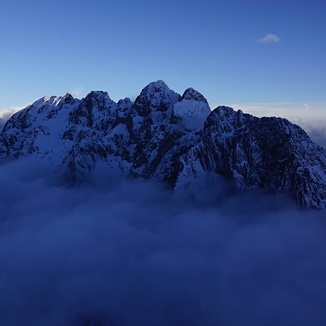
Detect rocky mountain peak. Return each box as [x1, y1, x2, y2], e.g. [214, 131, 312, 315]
[214, 105, 242, 117]
[174, 88, 211, 130]
[117, 98, 133, 111]
[82, 91, 113, 109]
[0, 81, 326, 208]
[144, 79, 169, 91]
[133, 81, 180, 117]
[62, 93, 74, 103]
[181, 87, 208, 103]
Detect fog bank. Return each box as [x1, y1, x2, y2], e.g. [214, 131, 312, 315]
[0, 159, 326, 325]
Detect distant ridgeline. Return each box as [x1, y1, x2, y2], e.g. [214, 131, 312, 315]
[0, 80, 326, 208]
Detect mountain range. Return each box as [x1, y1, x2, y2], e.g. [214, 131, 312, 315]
[1, 80, 326, 208]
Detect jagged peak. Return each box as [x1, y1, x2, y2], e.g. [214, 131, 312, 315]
[143, 80, 170, 91]
[63, 92, 73, 98]
[205, 106, 309, 141]
[173, 88, 211, 130]
[62, 93, 74, 103]
[1, 82, 326, 209]
[117, 97, 133, 110]
[134, 81, 180, 116]
[206, 106, 236, 119]
[204, 106, 246, 130]
[208, 106, 247, 120]
[215, 105, 237, 114]
[138, 80, 179, 98]
[181, 88, 208, 103]
[29, 96, 53, 108]
[15, 95, 62, 115]
[87, 90, 109, 97]
[84, 91, 111, 101]
[80, 91, 114, 111]
[118, 97, 133, 105]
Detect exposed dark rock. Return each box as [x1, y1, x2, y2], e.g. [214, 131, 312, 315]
[0, 83, 325, 208]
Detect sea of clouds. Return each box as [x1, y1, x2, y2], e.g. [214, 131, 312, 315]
[0, 158, 326, 325]
[1, 103, 326, 325]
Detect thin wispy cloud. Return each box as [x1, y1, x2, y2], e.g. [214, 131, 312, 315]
[257, 34, 280, 43]
[71, 86, 85, 98]
[0, 106, 23, 121]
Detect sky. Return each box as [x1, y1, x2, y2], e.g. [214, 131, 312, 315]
[0, 0, 325, 118]
[1, 2, 326, 323]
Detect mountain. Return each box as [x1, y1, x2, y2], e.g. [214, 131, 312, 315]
[1, 80, 326, 208]
[0, 118, 4, 132]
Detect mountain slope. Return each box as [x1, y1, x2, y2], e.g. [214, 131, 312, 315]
[1, 81, 325, 208]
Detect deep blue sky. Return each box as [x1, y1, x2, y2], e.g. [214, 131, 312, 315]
[0, 0, 325, 110]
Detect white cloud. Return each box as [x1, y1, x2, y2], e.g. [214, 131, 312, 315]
[257, 34, 280, 43]
[71, 86, 85, 98]
[0, 106, 22, 121]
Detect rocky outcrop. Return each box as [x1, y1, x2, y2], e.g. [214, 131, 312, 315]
[1, 81, 325, 208]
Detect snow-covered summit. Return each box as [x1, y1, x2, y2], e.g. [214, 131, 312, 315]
[133, 80, 180, 117]
[174, 88, 211, 130]
[1, 81, 326, 208]
[181, 87, 208, 102]
[142, 80, 172, 94]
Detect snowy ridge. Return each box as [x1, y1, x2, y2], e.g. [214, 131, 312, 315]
[1, 81, 326, 208]
[174, 88, 211, 130]
[200, 107, 326, 208]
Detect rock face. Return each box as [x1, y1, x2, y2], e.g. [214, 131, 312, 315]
[1, 80, 326, 208]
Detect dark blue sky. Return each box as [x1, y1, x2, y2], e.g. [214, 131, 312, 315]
[0, 0, 325, 112]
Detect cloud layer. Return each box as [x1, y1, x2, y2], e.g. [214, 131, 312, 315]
[0, 106, 22, 123]
[0, 158, 326, 325]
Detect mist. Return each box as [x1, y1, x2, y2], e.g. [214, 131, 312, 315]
[299, 121, 326, 149]
[0, 158, 326, 325]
